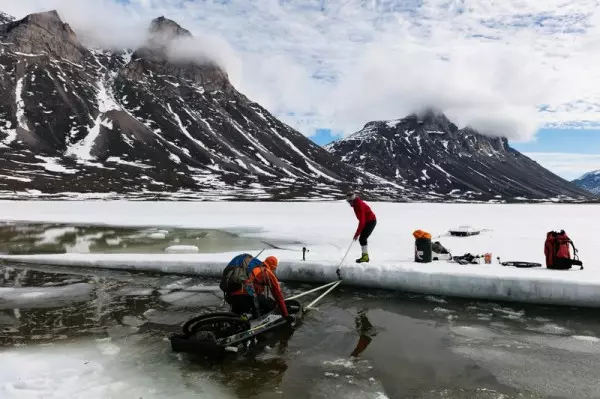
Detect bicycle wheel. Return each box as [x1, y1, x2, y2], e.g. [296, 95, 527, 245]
[182, 312, 242, 336]
[187, 315, 250, 341]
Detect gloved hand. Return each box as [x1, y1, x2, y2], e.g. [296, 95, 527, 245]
[284, 315, 294, 324]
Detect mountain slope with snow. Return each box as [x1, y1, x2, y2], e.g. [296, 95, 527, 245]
[572, 170, 600, 195]
[325, 110, 595, 202]
[0, 12, 13, 25]
[0, 10, 408, 201]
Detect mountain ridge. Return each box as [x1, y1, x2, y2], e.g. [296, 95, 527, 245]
[0, 10, 596, 203]
[572, 170, 600, 195]
[325, 110, 595, 202]
[0, 9, 411, 201]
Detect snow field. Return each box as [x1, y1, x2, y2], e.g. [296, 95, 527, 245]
[0, 200, 598, 307]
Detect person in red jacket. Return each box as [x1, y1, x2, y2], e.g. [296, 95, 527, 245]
[227, 256, 291, 321]
[346, 192, 377, 263]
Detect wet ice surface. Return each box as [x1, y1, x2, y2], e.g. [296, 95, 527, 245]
[1, 265, 600, 398]
[0, 222, 268, 255]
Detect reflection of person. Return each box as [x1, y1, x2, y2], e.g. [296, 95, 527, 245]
[350, 310, 376, 357]
[351, 335, 372, 358]
[346, 192, 377, 263]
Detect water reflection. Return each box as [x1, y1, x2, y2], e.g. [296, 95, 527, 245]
[2, 263, 600, 398]
[351, 310, 376, 358]
[0, 222, 267, 255]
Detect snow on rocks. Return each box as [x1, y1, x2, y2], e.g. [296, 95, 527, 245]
[34, 156, 78, 174]
[65, 77, 120, 161]
[14, 77, 26, 134]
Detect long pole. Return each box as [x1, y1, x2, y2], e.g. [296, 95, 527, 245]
[253, 248, 266, 260]
[306, 280, 342, 310]
[285, 280, 340, 301]
[335, 240, 354, 279]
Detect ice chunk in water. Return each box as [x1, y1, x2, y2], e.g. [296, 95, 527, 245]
[159, 291, 222, 307]
[0, 283, 94, 309]
[0, 339, 232, 398]
[165, 245, 199, 253]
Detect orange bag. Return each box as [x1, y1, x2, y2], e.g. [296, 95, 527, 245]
[413, 230, 432, 240]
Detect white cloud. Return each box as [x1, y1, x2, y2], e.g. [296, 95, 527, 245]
[523, 152, 600, 180]
[4, 0, 600, 140]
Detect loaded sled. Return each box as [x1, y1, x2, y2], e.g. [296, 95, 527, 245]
[448, 225, 480, 237]
[169, 299, 303, 358]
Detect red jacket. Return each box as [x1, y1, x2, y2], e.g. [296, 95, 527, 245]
[231, 266, 289, 317]
[352, 198, 376, 238]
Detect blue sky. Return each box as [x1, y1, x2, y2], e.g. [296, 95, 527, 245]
[5, 0, 600, 180]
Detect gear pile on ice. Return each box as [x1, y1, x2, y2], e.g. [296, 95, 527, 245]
[452, 253, 481, 265]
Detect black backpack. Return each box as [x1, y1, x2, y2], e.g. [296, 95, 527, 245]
[219, 253, 263, 294]
[432, 241, 450, 254]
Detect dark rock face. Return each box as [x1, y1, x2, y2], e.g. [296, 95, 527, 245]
[572, 171, 600, 195]
[0, 10, 405, 200]
[326, 110, 596, 202]
[149, 16, 192, 40]
[0, 11, 88, 63]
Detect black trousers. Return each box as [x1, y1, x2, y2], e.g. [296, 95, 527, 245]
[226, 294, 276, 318]
[359, 220, 377, 246]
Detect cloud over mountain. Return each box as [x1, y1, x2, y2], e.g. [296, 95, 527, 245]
[4, 0, 600, 140]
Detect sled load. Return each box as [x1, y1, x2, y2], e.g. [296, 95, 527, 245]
[169, 300, 303, 358]
[544, 230, 583, 270]
[219, 253, 263, 295]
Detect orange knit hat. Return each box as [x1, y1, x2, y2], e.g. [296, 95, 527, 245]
[263, 256, 278, 270]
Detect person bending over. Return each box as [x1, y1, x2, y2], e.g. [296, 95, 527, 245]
[224, 255, 291, 321]
[346, 192, 377, 263]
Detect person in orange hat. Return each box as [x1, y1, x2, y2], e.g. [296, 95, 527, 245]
[226, 255, 291, 321]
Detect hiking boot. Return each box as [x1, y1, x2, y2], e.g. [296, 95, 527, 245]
[356, 253, 369, 263]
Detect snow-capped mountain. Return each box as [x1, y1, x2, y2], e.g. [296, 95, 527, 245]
[0, 10, 407, 201]
[0, 11, 595, 203]
[326, 110, 595, 202]
[572, 170, 600, 195]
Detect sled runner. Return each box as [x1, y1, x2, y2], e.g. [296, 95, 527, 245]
[449, 225, 481, 237]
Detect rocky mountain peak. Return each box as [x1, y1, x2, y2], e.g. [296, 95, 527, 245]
[413, 109, 457, 131]
[122, 15, 231, 93]
[0, 10, 88, 62]
[572, 170, 600, 195]
[149, 16, 192, 41]
[0, 8, 396, 201]
[326, 112, 593, 201]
